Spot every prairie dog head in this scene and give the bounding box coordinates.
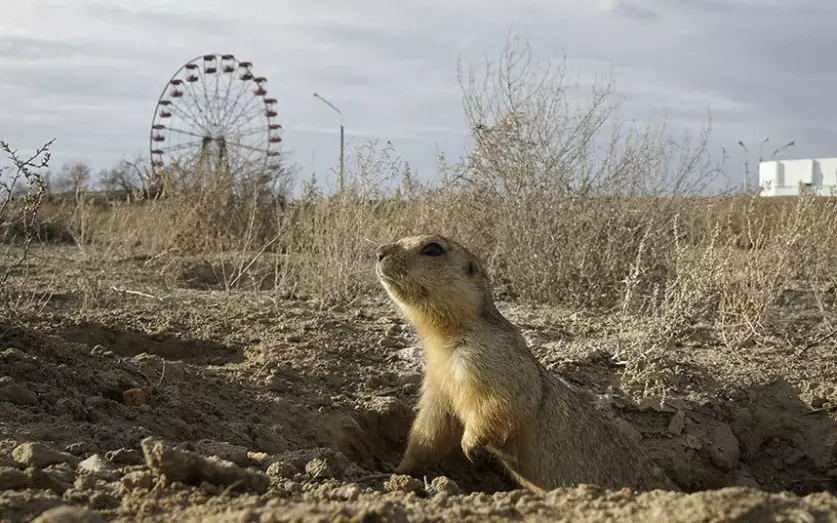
[375,234,489,334]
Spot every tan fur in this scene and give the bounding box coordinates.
[375,234,679,494]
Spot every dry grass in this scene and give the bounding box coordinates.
[3,35,837,354]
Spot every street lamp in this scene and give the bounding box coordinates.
[313,92,344,193]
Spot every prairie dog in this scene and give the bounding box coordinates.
[375,234,678,493]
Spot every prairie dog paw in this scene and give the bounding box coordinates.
[395,454,420,476]
[460,430,485,462]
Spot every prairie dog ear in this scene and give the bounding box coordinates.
[466,260,478,278]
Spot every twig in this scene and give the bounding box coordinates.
[798,326,837,355]
[110,286,162,302]
[228,234,281,289]
[143,248,178,267]
[219,480,244,497]
[155,359,167,389]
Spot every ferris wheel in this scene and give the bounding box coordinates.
[149,54,282,191]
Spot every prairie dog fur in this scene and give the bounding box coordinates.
[375,234,678,494]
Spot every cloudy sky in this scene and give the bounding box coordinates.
[1,0,834,194]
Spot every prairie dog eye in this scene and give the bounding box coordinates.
[419,242,444,256]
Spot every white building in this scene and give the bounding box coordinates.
[759,157,837,196]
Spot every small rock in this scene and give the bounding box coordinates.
[65,443,91,456]
[13,442,78,468]
[247,451,271,465]
[141,437,268,493]
[105,448,143,466]
[27,466,73,495]
[32,505,103,523]
[383,474,423,493]
[668,410,686,435]
[427,476,462,495]
[77,454,119,481]
[122,388,147,407]
[0,466,29,490]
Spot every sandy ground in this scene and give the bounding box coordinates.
[3,246,837,522]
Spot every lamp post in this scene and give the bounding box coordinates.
[313,92,344,193]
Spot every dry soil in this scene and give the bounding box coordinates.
[2,246,837,522]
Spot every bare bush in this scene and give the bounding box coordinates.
[442,35,727,307]
[0,139,52,314]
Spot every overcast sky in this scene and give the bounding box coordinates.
[1,0,835,194]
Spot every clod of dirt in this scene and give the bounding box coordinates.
[0,466,29,490]
[13,442,78,468]
[305,458,335,479]
[26,464,75,495]
[122,387,147,406]
[121,469,155,491]
[141,437,269,493]
[77,454,119,481]
[247,451,271,466]
[32,504,103,523]
[266,447,364,481]
[427,476,462,496]
[709,423,741,471]
[384,474,424,493]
